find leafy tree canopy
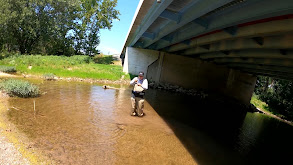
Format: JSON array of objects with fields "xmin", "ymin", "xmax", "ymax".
[
  {"xmin": 255, "ymin": 76, "xmax": 293, "ymax": 120},
  {"xmin": 0, "ymin": 0, "xmax": 119, "ymax": 56}
]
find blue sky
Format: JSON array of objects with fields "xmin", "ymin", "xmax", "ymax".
[{"xmin": 97, "ymin": 0, "xmax": 141, "ymax": 55}]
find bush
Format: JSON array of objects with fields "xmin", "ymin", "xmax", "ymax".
[
  {"xmin": 0, "ymin": 79, "xmax": 40, "ymax": 98},
  {"xmin": 0, "ymin": 65, "xmax": 16, "ymax": 73},
  {"xmin": 0, "ymin": 51, "xmax": 17, "ymax": 60},
  {"xmin": 43, "ymin": 73, "xmax": 55, "ymax": 80},
  {"xmin": 93, "ymin": 54, "xmax": 114, "ymax": 64},
  {"xmin": 254, "ymin": 76, "xmax": 293, "ymax": 121}
]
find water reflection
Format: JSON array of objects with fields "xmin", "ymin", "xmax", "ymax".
[{"xmin": 236, "ymin": 113, "xmax": 265, "ymax": 156}]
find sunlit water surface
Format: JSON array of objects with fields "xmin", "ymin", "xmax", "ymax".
[{"xmin": 2, "ymin": 79, "xmax": 293, "ymax": 165}]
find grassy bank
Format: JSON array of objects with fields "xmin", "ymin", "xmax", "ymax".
[
  {"xmin": 0, "ymin": 54, "xmax": 130, "ymax": 81},
  {"xmin": 251, "ymin": 94, "xmax": 270, "ymax": 113},
  {"xmin": 250, "ymin": 94, "xmax": 292, "ymax": 124}
]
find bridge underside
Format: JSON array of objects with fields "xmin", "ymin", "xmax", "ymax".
[{"xmin": 122, "ymin": 0, "xmax": 293, "ymax": 104}]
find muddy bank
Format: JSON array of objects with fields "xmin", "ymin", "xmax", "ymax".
[
  {"xmin": 21, "ymin": 73, "xmax": 130, "ymax": 85},
  {"xmin": 0, "ymin": 134, "xmax": 30, "ymax": 165},
  {"xmin": 0, "ymin": 72, "xmax": 19, "ymax": 78},
  {"xmin": 0, "ymin": 93, "xmax": 40, "ymax": 165},
  {"xmin": 0, "ymin": 71, "xmax": 130, "ymax": 85},
  {"xmin": 0, "ymin": 92, "xmax": 29, "ymax": 164}
]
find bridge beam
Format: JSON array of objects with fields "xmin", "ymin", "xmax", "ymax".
[
  {"xmin": 153, "ymin": 0, "xmax": 293, "ymax": 50},
  {"xmin": 159, "ymin": 10, "xmax": 181, "ymax": 23},
  {"xmin": 232, "ymin": 68, "xmax": 293, "ymax": 80},
  {"xmin": 199, "ymin": 49, "xmax": 293, "ymax": 60},
  {"xmin": 128, "ymin": 0, "xmax": 174, "ymax": 47},
  {"xmin": 168, "ymin": 18, "xmax": 293, "ymax": 53},
  {"xmin": 213, "ymin": 58, "xmax": 293, "ymax": 68},
  {"xmin": 183, "ymin": 34, "xmax": 293, "ymax": 56},
  {"xmin": 140, "ymin": 0, "xmax": 235, "ymax": 48},
  {"xmin": 227, "ymin": 63, "xmax": 293, "ymax": 75},
  {"xmin": 192, "ymin": 18, "xmax": 209, "ymax": 29}
]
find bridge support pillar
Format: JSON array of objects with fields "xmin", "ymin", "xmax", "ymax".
[
  {"xmin": 123, "ymin": 47, "xmax": 256, "ymax": 105},
  {"xmin": 122, "ymin": 47, "xmax": 160, "ymax": 76},
  {"xmin": 149, "ymin": 53, "xmax": 256, "ymax": 105}
]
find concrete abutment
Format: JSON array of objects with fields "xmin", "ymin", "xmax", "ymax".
[{"xmin": 123, "ymin": 47, "xmax": 256, "ymax": 105}]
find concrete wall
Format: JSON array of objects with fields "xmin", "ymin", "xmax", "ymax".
[
  {"xmin": 150, "ymin": 53, "xmax": 256, "ymax": 104},
  {"xmin": 146, "ymin": 53, "xmax": 164, "ymax": 83},
  {"xmin": 146, "ymin": 57, "xmax": 159, "ymax": 81},
  {"xmin": 224, "ymin": 70, "xmax": 256, "ymax": 104},
  {"xmin": 123, "ymin": 47, "xmax": 160, "ymax": 75},
  {"xmin": 159, "ymin": 54, "xmax": 230, "ymax": 89},
  {"xmin": 123, "ymin": 47, "xmax": 256, "ymax": 104}
]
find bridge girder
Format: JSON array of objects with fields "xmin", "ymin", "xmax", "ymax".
[
  {"xmin": 123, "ymin": 0, "xmax": 293, "ymax": 80},
  {"xmin": 168, "ymin": 19, "xmax": 293, "ymax": 53}
]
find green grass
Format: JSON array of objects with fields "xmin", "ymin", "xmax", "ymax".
[
  {"xmin": 251, "ymin": 94, "xmax": 270, "ymax": 112},
  {"xmin": 251, "ymin": 94, "xmax": 286, "ymax": 119},
  {"xmin": 0, "ymin": 54, "xmax": 130, "ymax": 81},
  {"xmin": 0, "ymin": 79, "xmax": 40, "ymax": 98},
  {"xmin": 0, "ymin": 65, "xmax": 16, "ymax": 73},
  {"xmin": 93, "ymin": 55, "xmax": 115, "ymax": 64}
]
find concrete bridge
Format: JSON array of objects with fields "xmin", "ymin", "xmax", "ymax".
[{"xmin": 121, "ymin": 0, "xmax": 293, "ymax": 104}]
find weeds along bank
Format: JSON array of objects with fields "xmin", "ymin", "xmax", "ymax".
[
  {"xmin": 0, "ymin": 79, "xmax": 40, "ymax": 98},
  {"xmin": 0, "ymin": 54, "xmax": 130, "ymax": 81}
]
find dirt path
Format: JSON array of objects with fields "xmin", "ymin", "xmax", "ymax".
[
  {"xmin": 0, "ymin": 132, "xmax": 30, "ymax": 165},
  {"xmin": 0, "ymin": 72, "xmax": 18, "ymax": 77},
  {"xmin": 0, "ymin": 92, "xmax": 30, "ymax": 165}
]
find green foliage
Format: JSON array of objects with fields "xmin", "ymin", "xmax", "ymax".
[
  {"xmin": 254, "ymin": 76, "xmax": 293, "ymax": 120},
  {"xmin": 251, "ymin": 94, "xmax": 268, "ymax": 110},
  {"xmin": 0, "ymin": 54, "xmax": 93, "ymax": 67},
  {"xmin": 93, "ymin": 54, "xmax": 114, "ymax": 64},
  {"xmin": 0, "ymin": 79, "xmax": 40, "ymax": 98},
  {"xmin": 0, "ymin": 54, "xmax": 127, "ymax": 80},
  {"xmin": 0, "ymin": 0, "xmax": 120, "ymax": 55},
  {"xmin": 43, "ymin": 73, "xmax": 55, "ymax": 81},
  {"xmin": 0, "ymin": 65, "xmax": 16, "ymax": 73}
]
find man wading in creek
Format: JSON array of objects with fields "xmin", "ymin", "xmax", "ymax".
[{"xmin": 130, "ymin": 71, "xmax": 148, "ymax": 117}]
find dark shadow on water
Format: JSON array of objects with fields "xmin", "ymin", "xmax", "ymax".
[{"xmin": 145, "ymin": 89, "xmax": 293, "ymax": 165}]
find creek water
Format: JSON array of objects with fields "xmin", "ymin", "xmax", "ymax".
[{"xmin": 2, "ymin": 79, "xmax": 293, "ymax": 165}]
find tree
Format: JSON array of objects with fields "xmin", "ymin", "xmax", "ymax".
[
  {"xmin": 255, "ymin": 76, "xmax": 293, "ymax": 120},
  {"xmin": 0, "ymin": 0, "xmax": 119, "ymax": 55}
]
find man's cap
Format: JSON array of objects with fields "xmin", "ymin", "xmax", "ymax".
[{"xmin": 138, "ymin": 71, "xmax": 144, "ymax": 76}]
